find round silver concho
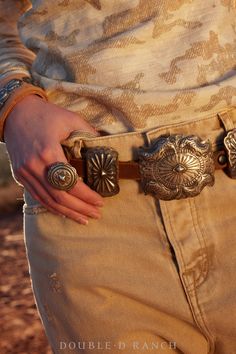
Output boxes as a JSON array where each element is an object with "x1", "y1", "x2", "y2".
[
  {"x1": 138, "y1": 134, "x2": 215, "y2": 200},
  {"x1": 47, "y1": 162, "x2": 78, "y2": 191}
]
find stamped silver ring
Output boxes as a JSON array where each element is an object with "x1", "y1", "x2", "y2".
[{"x1": 47, "y1": 162, "x2": 78, "y2": 191}]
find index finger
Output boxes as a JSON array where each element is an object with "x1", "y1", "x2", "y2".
[
  {"x1": 68, "y1": 180, "x2": 104, "y2": 207},
  {"x1": 42, "y1": 144, "x2": 104, "y2": 206}
]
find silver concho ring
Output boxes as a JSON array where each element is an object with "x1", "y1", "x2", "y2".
[{"x1": 47, "y1": 162, "x2": 78, "y2": 191}]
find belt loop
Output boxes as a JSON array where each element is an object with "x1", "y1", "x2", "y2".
[
  {"x1": 218, "y1": 109, "x2": 235, "y2": 132},
  {"x1": 218, "y1": 109, "x2": 236, "y2": 179},
  {"x1": 61, "y1": 130, "x2": 98, "y2": 159}
]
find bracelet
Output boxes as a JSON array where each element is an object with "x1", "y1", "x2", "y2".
[{"x1": 0, "y1": 77, "x2": 48, "y2": 142}]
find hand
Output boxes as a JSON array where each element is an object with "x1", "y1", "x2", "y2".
[{"x1": 4, "y1": 95, "x2": 104, "y2": 225}]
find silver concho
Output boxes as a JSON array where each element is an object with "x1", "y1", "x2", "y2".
[
  {"x1": 86, "y1": 147, "x2": 119, "y2": 197},
  {"x1": 138, "y1": 135, "x2": 215, "y2": 200},
  {"x1": 47, "y1": 162, "x2": 78, "y2": 191},
  {"x1": 224, "y1": 129, "x2": 236, "y2": 179}
]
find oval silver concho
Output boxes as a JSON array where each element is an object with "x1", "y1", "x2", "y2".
[{"x1": 138, "y1": 135, "x2": 215, "y2": 200}]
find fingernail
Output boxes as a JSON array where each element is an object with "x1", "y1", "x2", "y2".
[
  {"x1": 78, "y1": 218, "x2": 88, "y2": 225},
  {"x1": 89, "y1": 212, "x2": 101, "y2": 219},
  {"x1": 95, "y1": 201, "x2": 104, "y2": 207}
]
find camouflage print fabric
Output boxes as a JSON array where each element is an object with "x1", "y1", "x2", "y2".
[{"x1": 0, "y1": 0, "x2": 236, "y2": 134}]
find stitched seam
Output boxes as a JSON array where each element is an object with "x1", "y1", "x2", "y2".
[
  {"x1": 162, "y1": 202, "x2": 215, "y2": 353},
  {"x1": 151, "y1": 198, "x2": 176, "y2": 254},
  {"x1": 218, "y1": 110, "x2": 235, "y2": 131},
  {"x1": 147, "y1": 106, "x2": 235, "y2": 138},
  {"x1": 192, "y1": 197, "x2": 211, "y2": 283},
  {"x1": 188, "y1": 199, "x2": 216, "y2": 351},
  {"x1": 161, "y1": 201, "x2": 193, "y2": 290},
  {"x1": 189, "y1": 277, "x2": 216, "y2": 354},
  {"x1": 188, "y1": 199, "x2": 209, "y2": 288},
  {"x1": 161, "y1": 202, "x2": 212, "y2": 349},
  {"x1": 72, "y1": 107, "x2": 236, "y2": 145},
  {"x1": 23, "y1": 205, "x2": 48, "y2": 215}
]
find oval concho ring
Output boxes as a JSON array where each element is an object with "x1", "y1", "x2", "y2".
[{"x1": 47, "y1": 162, "x2": 78, "y2": 191}]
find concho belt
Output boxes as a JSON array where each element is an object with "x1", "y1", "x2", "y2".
[{"x1": 68, "y1": 131, "x2": 236, "y2": 201}]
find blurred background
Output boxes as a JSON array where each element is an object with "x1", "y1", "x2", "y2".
[{"x1": 0, "y1": 143, "x2": 52, "y2": 354}]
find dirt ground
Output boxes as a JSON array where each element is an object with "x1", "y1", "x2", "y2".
[{"x1": 0, "y1": 186, "x2": 52, "y2": 354}]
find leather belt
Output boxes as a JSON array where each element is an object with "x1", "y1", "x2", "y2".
[
  {"x1": 70, "y1": 149, "x2": 227, "y2": 180},
  {"x1": 68, "y1": 131, "x2": 236, "y2": 201}
]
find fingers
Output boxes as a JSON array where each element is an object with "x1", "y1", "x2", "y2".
[
  {"x1": 5, "y1": 97, "x2": 106, "y2": 224},
  {"x1": 13, "y1": 145, "x2": 105, "y2": 223},
  {"x1": 68, "y1": 180, "x2": 104, "y2": 207},
  {"x1": 18, "y1": 172, "x2": 90, "y2": 225},
  {"x1": 40, "y1": 145, "x2": 104, "y2": 205},
  {"x1": 20, "y1": 165, "x2": 103, "y2": 221}
]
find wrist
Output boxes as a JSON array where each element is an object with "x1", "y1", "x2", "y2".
[
  {"x1": 0, "y1": 77, "x2": 48, "y2": 142},
  {"x1": 4, "y1": 94, "x2": 44, "y2": 143},
  {"x1": 8, "y1": 93, "x2": 45, "y2": 114}
]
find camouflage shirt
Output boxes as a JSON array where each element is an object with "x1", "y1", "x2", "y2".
[{"x1": 0, "y1": 0, "x2": 236, "y2": 133}]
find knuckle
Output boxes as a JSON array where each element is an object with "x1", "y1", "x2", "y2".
[
  {"x1": 43, "y1": 198, "x2": 54, "y2": 208},
  {"x1": 53, "y1": 193, "x2": 65, "y2": 204},
  {"x1": 40, "y1": 147, "x2": 54, "y2": 162},
  {"x1": 25, "y1": 157, "x2": 37, "y2": 171}
]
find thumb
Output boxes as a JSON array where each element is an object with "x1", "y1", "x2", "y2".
[{"x1": 68, "y1": 112, "x2": 100, "y2": 136}]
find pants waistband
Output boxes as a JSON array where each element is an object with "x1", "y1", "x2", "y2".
[{"x1": 62, "y1": 107, "x2": 236, "y2": 161}]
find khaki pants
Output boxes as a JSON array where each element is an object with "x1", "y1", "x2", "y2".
[{"x1": 23, "y1": 108, "x2": 236, "y2": 354}]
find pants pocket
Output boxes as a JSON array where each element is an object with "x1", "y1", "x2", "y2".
[{"x1": 23, "y1": 188, "x2": 47, "y2": 215}]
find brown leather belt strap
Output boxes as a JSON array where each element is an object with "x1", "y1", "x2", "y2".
[{"x1": 69, "y1": 149, "x2": 227, "y2": 180}]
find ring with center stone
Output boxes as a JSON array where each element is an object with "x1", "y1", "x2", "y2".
[{"x1": 47, "y1": 162, "x2": 78, "y2": 191}]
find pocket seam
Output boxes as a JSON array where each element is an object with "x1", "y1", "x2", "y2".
[{"x1": 23, "y1": 204, "x2": 48, "y2": 215}]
